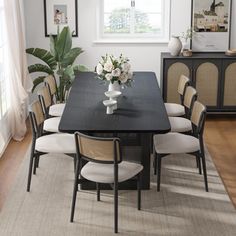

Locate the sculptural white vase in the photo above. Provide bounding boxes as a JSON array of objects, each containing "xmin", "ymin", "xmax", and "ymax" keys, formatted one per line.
[
  {"xmin": 108, "ymin": 81, "xmax": 120, "ymax": 92},
  {"xmin": 168, "ymin": 36, "xmax": 182, "ymax": 56}
]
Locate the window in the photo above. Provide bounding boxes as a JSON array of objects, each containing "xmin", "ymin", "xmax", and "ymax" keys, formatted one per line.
[
  {"xmin": 98, "ymin": 0, "xmax": 170, "ymax": 42},
  {"xmin": 0, "ymin": 0, "xmax": 9, "ymax": 119}
]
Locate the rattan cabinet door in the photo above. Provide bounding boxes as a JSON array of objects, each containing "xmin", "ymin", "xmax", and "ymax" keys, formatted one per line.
[
  {"xmin": 164, "ymin": 60, "xmax": 192, "ymax": 104},
  {"xmin": 222, "ymin": 61, "xmax": 236, "ymax": 109},
  {"xmin": 193, "ymin": 60, "xmax": 221, "ymax": 109}
]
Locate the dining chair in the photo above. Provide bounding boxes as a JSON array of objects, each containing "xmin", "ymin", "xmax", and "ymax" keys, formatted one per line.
[
  {"xmin": 169, "ymin": 86, "xmax": 197, "ymax": 133},
  {"xmin": 70, "ymin": 132, "xmax": 143, "ymax": 233},
  {"xmin": 153, "ymin": 101, "xmax": 208, "ymax": 192},
  {"xmin": 37, "ymin": 86, "xmax": 61, "ymax": 133},
  {"xmin": 38, "ymin": 85, "xmax": 65, "ymax": 118},
  {"xmin": 165, "ymin": 74, "xmax": 190, "ymax": 117},
  {"xmin": 27, "ymin": 100, "xmax": 76, "ymax": 192}
]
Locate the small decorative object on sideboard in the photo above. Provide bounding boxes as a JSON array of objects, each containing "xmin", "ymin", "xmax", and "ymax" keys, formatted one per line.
[
  {"xmin": 225, "ymin": 49, "xmax": 236, "ymax": 57},
  {"xmin": 182, "ymin": 49, "xmax": 193, "ymax": 57},
  {"xmin": 95, "ymin": 54, "xmax": 133, "ymax": 114},
  {"xmin": 168, "ymin": 36, "xmax": 182, "ymax": 56}
]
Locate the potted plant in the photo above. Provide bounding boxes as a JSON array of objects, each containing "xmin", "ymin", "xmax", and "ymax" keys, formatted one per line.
[
  {"xmin": 180, "ymin": 28, "xmax": 195, "ymax": 55},
  {"xmin": 26, "ymin": 26, "xmax": 87, "ymax": 102}
]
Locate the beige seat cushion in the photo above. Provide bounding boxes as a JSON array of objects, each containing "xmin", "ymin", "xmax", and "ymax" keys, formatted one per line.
[
  {"xmin": 35, "ymin": 133, "xmax": 75, "ymax": 154},
  {"xmin": 169, "ymin": 117, "xmax": 192, "ymax": 133},
  {"xmin": 153, "ymin": 133, "xmax": 200, "ymax": 154},
  {"xmin": 81, "ymin": 161, "xmax": 143, "ymax": 184},
  {"xmin": 165, "ymin": 103, "xmax": 185, "ymax": 117},
  {"xmin": 43, "ymin": 117, "xmax": 60, "ymax": 133},
  {"xmin": 49, "ymin": 104, "xmax": 65, "ymax": 117}
]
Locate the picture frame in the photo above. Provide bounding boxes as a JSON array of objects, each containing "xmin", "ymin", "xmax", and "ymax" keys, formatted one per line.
[
  {"xmin": 191, "ymin": 0, "xmax": 232, "ymax": 52},
  {"xmin": 44, "ymin": 0, "xmax": 78, "ymax": 37}
]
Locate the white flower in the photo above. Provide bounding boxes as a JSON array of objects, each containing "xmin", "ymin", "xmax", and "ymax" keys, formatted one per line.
[
  {"xmin": 105, "ymin": 73, "xmax": 113, "ymax": 81},
  {"xmin": 111, "ymin": 68, "xmax": 121, "ymax": 77},
  {"xmin": 96, "ymin": 63, "xmax": 103, "ymax": 75},
  {"xmin": 104, "ymin": 61, "xmax": 113, "ymax": 72},
  {"xmin": 119, "ymin": 73, "xmax": 128, "ymax": 84},
  {"xmin": 122, "ymin": 63, "xmax": 131, "ymax": 73}
]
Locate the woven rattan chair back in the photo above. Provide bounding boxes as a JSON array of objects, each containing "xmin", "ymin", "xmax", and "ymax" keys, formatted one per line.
[
  {"xmin": 44, "ymin": 75, "xmax": 57, "ymax": 97},
  {"xmin": 178, "ymin": 75, "xmax": 190, "ymax": 96},
  {"xmin": 75, "ymin": 132, "xmax": 121, "ymax": 163},
  {"xmin": 191, "ymin": 101, "xmax": 206, "ymax": 128}
]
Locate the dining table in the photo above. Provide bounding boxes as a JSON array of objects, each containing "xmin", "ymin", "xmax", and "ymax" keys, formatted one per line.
[{"xmin": 59, "ymin": 71, "xmax": 170, "ymax": 190}]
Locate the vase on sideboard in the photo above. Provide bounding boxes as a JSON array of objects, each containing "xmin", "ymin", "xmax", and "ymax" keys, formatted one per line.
[{"xmin": 168, "ymin": 36, "xmax": 182, "ymax": 56}]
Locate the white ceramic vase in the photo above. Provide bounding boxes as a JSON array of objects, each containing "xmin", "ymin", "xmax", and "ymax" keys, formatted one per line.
[
  {"xmin": 108, "ymin": 81, "xmax": 120, "ymax": 92},
  {"xmin": 168, "ymin": 36, "xmax": 182, "ymax": 56}
]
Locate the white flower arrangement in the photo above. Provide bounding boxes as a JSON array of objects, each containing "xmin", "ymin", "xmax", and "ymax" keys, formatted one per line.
[{"xmin": 95, "ymin": 54, "xmax": 133, "ymax": 86}]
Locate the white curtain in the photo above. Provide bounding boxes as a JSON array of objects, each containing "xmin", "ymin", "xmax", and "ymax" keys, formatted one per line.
[{"xmin": 3, "ymin": 0, "xmax": 32, "ymax": 141}]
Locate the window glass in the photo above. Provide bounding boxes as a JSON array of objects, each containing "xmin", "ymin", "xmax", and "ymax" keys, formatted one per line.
[{"xmin": 101, "ymin": 0, "xmax": 169, "ymax": 40}]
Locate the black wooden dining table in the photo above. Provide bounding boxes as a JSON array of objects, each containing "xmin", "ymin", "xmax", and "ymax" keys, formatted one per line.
[{"xmin": 59, "ymin": 71, "xmax": 170, "ymax": 189}]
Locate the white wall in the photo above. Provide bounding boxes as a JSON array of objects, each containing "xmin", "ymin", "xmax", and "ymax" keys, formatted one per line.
[{"xmin": 24, "ymin": 0, "xmax": 236, "ymax": 84}]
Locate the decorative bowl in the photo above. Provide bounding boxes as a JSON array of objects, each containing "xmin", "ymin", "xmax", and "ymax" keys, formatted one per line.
[{"xmin": 104, "ymin": 91, "xmax": 122, "ymax": 99}]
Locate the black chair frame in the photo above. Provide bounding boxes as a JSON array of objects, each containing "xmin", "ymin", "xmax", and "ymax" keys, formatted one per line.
[
  {"xmin": 70, "ymin": 132, "xmax": 142, "ymax": 234},
  {"xmin": 153, "ymin": 107, "xmax": 208, "ymax": 192}
]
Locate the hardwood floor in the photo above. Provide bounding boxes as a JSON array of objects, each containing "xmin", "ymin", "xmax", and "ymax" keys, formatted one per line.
[
  {"xmin": 204, "ymin": 116, "xmax": 236, "ymax": 208},
  {"xmin": 0, "ymin": 121, "xmax": 31, "ymax": 210},
  {"xmin": 0, "ymin": 117, "xmax": 236, "ymax": 210}
]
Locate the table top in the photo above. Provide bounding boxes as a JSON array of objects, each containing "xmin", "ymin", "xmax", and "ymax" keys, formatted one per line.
[{"xmin": 59, "ymin": 71, "xmax": 170, "ymax": 133}]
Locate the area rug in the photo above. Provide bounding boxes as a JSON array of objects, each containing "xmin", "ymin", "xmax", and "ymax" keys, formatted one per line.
[{"xmin": 0, "ymin": 148, "xmax": 236, "ymax": 236}]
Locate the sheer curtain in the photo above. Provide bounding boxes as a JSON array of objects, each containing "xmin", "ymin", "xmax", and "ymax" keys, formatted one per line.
[{"xmin": 3, "ymin": 0, "xmax": 32, "ymax": 141}]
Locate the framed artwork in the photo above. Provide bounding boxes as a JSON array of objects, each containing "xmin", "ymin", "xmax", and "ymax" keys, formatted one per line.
[
  {"xmin": 191, "ymin": 0, "xmax": 232, "ymax": 52},
  {"xmin": 44, "ymin": 0, "xmax": 78, "ymax": 37}
]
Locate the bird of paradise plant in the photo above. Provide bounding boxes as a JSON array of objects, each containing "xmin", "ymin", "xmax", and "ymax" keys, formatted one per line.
[{"xmin": 26, "ymin": 26, "xmax": 87, "ymax": 102}]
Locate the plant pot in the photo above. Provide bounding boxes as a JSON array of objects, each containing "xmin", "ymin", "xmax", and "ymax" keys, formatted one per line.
[
  {"xmin": 168, "ymin": 36, "xmax": 182, "ymax": 56},
  {"xmin": 108, "ymin": 81, "xmax": 120, "ymax": 92}
]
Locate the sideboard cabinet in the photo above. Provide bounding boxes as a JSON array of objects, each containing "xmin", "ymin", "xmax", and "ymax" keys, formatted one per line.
[{"xmin": 161, "ymin": 52, "xmax": 236, "ymax": 112}]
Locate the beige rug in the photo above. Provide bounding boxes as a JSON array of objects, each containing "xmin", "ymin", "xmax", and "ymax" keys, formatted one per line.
[{"xmin": 0, "ymin": 148, "xmax": 236, "ymax": 236}]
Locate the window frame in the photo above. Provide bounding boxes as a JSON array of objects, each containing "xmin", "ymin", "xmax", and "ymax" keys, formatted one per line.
[{"xmin": 95, "ymin": 0, "xmax": 170, "ymax": 44}]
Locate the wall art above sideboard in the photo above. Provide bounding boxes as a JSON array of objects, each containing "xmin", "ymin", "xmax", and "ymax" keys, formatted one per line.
[{"xmin": 191, "ymin": 0, "xmax": 232, "ymax": 52}]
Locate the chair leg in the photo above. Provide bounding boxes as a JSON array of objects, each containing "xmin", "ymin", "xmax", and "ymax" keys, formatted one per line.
[
  {"xmin": 153, "ymin": 152, "xmax": 157, "ymax": 175},
  {"xmin": 196, "ymin": 155, "xmax": 199, "ymax": 168},
  {"xmin": 201, "ymin": 152, "xmax": 208, "ymax": 192},
  {"xmin": 33, "ymin": 155, "xmax": 39, "ymax": 175},
  {"xmin": 96, "ymin": 183, "xmax": 100, "ymax": 201},
  {"xmin": 137, "ymin": 174, "xmax": 141, "ymax": 210},
  {"xmin": 70, "ymin": 158, "xmax": 80, "ymax": 222},
  {"xmin": 27, "ymin": 148, "xmax": 35, "ymax": 192},
  {"xmin": 114, "ymin": 182, "xmax": 118, "ymax": 233},
  {"xmin": 157, "ymin": 155, "xmax": 162, "ymax": 192},
  {"xmin": 73, "ymin": 155, "xmax": 76, "ymax": 173},
  {"xmin": 196, "ymin": 153, "xmax": 202, "ymax": 175},
  {"xmin": 36, "ymin": 155, "xmax": 40, "ymax": 168}
]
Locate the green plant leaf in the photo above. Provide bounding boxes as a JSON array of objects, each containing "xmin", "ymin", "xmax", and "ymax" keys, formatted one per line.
[
  {"xmin": 32, "ymin": 76, "xmax": 45, "ymax": 92},
  {"xmin": 56, "ymin": 26, "xmax": 72, "ymax": 61},
  {"xmin": 28, "ymin": 64, "xmax": 54, "ymax": 75},
  {"xmin": 63, "ymin": 66, "xmax": 75, "ymax": 80},
  {"xmin": 26, "ymin": 48, "xmax": 57, "ymax": 70},
  {"xmin": 61, "ymin": 47, "xmax": 84, "ymax": 67},
  {"xmin": 49, "ymin": 35, "xmax": 57, "ymax": 59}
]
